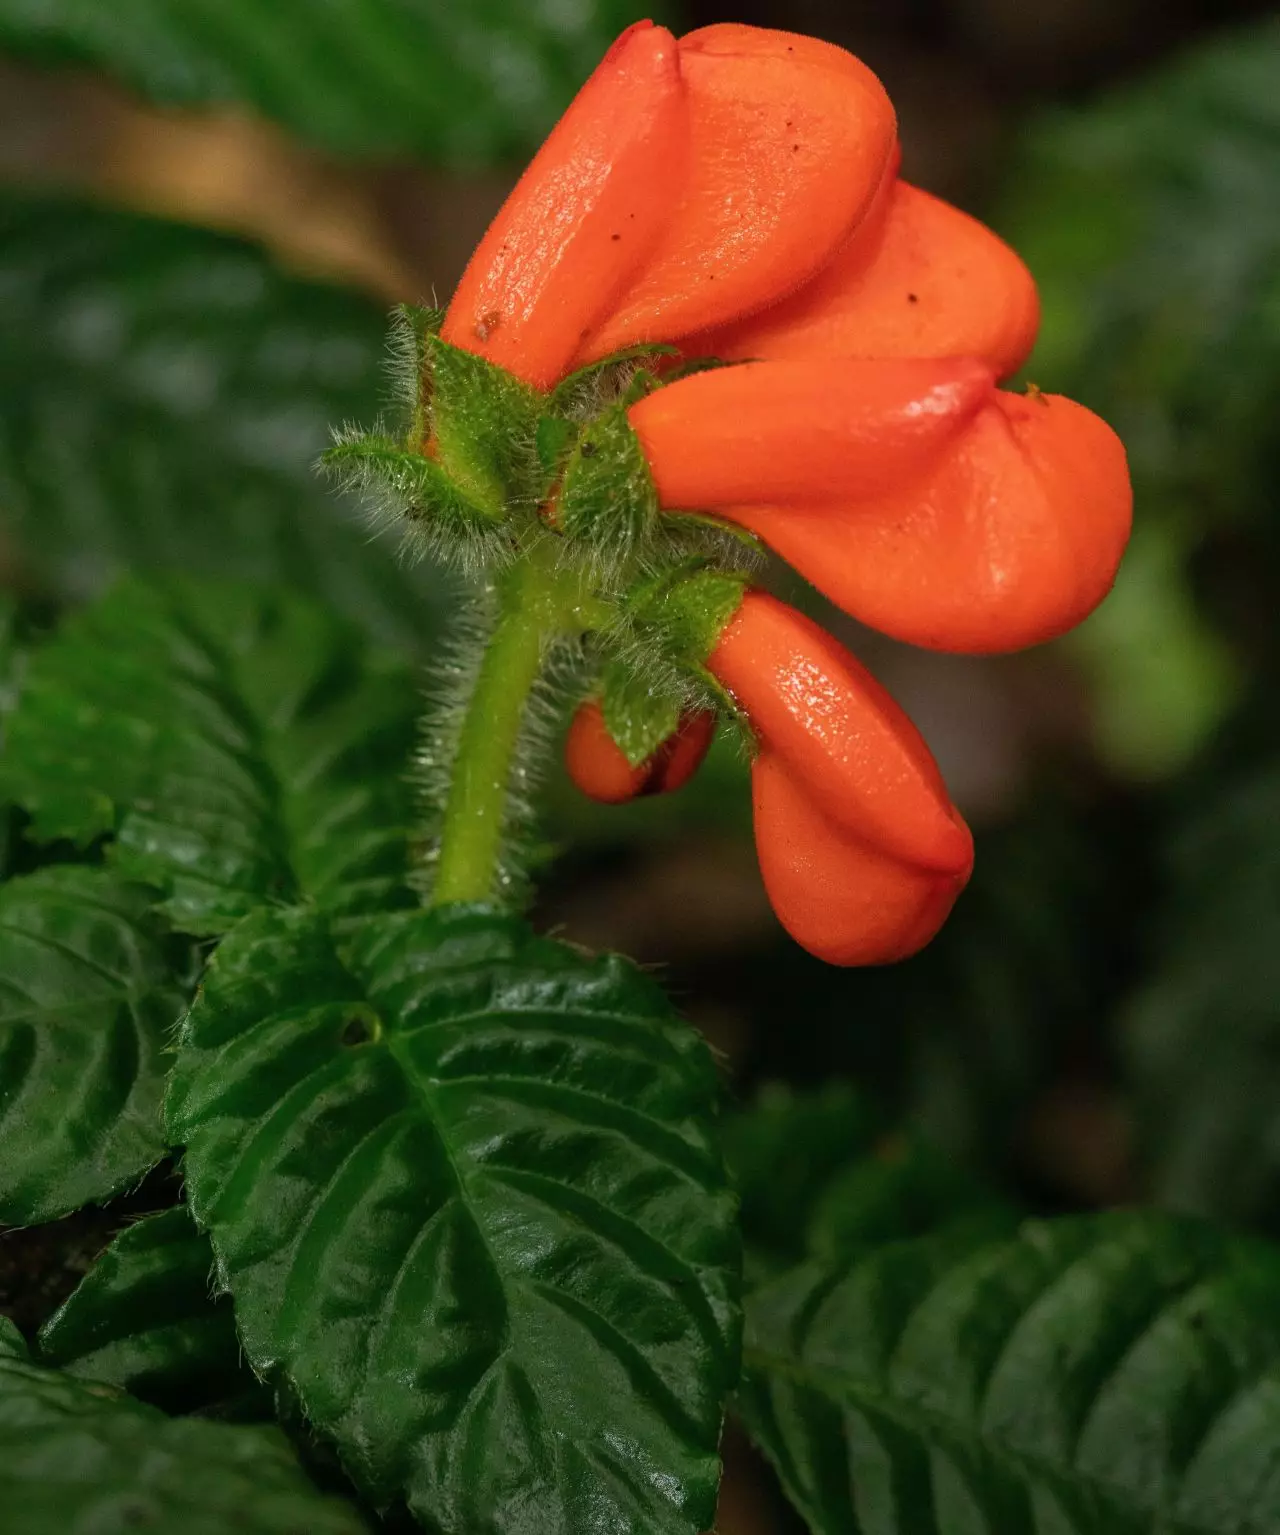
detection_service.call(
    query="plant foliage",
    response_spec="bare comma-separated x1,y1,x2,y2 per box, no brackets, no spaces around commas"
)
741,1212,1280,1534
167,901,740,1533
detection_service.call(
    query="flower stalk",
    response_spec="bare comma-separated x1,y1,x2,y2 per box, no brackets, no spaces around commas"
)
429,542,605,906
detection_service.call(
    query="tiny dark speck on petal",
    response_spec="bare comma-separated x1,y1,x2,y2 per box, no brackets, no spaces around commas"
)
611,233,621,241
792,144,800,153
907,292,919,303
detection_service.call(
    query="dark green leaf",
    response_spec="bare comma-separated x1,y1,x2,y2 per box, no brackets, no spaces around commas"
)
0,1317,371,1533
1,577,419,935
37,1207,261,1416
1124,758,1280,1226
0,193,447,653
0,867,186,1226
167,903,740,1534
0,0,661,164
741,1211,1280,1534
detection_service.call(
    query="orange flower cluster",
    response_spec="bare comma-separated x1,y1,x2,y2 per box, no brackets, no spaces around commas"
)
442,20,1132,965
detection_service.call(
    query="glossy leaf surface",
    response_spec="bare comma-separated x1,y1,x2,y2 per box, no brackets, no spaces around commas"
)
1,578,419,935
38,1207,260,1416
0,195,443,652
0,1318,370,1533
0,867,186,1225
741,1212,1280,1534
167,903,740,1534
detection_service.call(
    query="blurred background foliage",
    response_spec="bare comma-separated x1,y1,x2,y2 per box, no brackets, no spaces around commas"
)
0,0,1278,1529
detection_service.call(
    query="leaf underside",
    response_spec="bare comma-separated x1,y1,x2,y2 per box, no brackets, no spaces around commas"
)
1,576,420,935
0,1318,370,1534
740,1211,1280,1534
167,903,740,1534
0,866,186,1225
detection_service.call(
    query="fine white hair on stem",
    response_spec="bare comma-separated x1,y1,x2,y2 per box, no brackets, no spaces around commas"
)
409,587,589,908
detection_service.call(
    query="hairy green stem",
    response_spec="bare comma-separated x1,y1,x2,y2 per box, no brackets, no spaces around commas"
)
431,544,601,906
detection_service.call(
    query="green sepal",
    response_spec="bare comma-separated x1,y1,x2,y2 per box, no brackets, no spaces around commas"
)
322,431,498,536
390,303,447,446
627,561,749,670
600,659,684,769
549,343,680,419
534,413,576,486
426,334,540,520
395,301,446,351
557,403,659,552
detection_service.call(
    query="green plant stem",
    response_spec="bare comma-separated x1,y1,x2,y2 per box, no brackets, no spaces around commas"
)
431,544,599,905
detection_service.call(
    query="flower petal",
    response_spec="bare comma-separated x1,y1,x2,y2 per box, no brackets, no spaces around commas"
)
440,21,686,390
566,700,714,803
629,356,992,507
727,391,1133,654
695,181,1040,379
574,25,897,364
707,591,972,874
752,753,970,965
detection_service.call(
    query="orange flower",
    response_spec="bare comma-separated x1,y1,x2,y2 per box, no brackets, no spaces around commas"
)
565,701,715,804
707,593,973,965
628,360,1131,652
440,20,1132,963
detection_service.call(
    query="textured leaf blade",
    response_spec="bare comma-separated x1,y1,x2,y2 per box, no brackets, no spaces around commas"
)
0,0,661,163
1,577,419,935
0,194,446,653
740,1212,1280,1534
167,903,740,1534
0,866,187,1225
37,1206,261,1416
0,1318,370,1533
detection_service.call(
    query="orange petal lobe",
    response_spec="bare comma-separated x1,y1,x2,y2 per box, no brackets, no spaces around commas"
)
730,391,1132,653
698,181,1040,380
708,592,971,875
652,710,717,793
565,701,715,803
575,25,897,363
629,357,992,508
752,753,970,965
441,21,685,390
565,700,648,803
